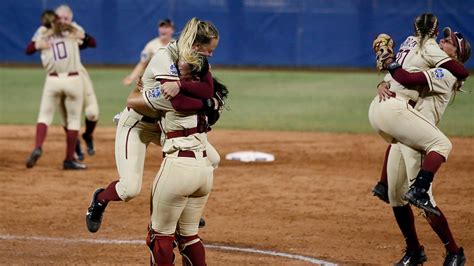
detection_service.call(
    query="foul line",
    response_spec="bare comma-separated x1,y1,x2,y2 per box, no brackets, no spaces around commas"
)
0,234,336,265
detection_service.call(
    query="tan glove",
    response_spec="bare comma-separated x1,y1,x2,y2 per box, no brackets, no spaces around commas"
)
373,33,395,71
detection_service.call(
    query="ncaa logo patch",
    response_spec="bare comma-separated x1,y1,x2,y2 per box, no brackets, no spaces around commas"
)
169,64,178,75
147,86,161,99
433,68,444,79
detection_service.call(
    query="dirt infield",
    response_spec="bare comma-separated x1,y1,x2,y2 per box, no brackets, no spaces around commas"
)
0,125,472,264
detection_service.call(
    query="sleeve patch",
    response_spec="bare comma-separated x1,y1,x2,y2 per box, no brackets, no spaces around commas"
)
146,86,162,100
431,68,445,80
169,64,178,75
141,51,149,62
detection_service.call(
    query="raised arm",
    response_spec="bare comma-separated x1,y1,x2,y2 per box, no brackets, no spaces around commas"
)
79,33,97,50
438,60,469,80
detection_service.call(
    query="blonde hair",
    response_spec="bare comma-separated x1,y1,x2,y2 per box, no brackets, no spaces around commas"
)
56,4,73,20
176,17,219,71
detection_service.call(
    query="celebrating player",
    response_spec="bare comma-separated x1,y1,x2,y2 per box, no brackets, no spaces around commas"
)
122,19,175,86
25,10,87,170
85,18,220,240
369,19,469,265
55,4,99,158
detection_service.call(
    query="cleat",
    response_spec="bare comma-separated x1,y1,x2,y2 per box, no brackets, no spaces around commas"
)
395,246,427,266
75,140,84,161
26,148,42,168
63,160,87,170
372,181,389,203
86,188,107,233
444,247,466,266
199,217,206,228
82,133,95,156
404,186,440,216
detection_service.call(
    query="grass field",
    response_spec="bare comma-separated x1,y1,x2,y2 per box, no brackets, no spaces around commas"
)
0,66,473,136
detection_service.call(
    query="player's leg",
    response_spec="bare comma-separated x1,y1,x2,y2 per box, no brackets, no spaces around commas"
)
372,144,391,203
26,76,59,168
399,146,465,262
176,160,213,266
387,144,426,264
58,97,84,161
79,67,99,156
369,97,451,215
62,76,86,170
86,109,158,232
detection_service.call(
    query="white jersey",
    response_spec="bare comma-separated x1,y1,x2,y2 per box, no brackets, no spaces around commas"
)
415,68,458,125
33,28,81,73
140,37,173,64
385,36,452,101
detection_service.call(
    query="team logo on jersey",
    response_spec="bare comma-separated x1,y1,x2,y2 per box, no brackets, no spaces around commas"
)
141,52,149,62
169,64,178,75
147,86,161,99
433,68,445,79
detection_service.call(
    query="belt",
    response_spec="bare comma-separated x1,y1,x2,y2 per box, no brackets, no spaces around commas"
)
392,92,417,108
166,127,200,139
49,72,79,76
141,115,159,124
163,150,207,158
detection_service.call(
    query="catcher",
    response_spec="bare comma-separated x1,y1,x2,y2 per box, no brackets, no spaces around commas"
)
370,24,469,265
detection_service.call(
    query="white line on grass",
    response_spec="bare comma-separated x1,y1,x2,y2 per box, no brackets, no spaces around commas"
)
0,234,336,265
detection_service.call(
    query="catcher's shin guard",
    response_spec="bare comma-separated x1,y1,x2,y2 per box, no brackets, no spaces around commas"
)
177,234,206,266
146,227,175,266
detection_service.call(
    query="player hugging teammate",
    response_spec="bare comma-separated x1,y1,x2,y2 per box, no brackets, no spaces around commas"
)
369,13,470,266
85,17,227,265
25,5,99,169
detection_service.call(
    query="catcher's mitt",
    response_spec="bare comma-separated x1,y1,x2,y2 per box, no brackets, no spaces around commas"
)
206,77,229,126
373,33,395,71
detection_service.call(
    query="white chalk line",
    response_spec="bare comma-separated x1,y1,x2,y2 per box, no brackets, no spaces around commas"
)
0,234,336,265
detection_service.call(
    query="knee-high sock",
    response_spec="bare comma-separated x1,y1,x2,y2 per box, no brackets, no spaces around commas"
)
147,232,175,266
421,151,445,174
425,207,459,253
97,180,121,204
393,205,421,251
84,119,97,139
35,123,48,149
379,145,391,185
179,235,206,266
65,130,78,161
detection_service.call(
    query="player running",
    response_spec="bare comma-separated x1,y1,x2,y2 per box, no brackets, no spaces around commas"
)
370,23,469,265
122,19,175,86
85,18,220,238
55,4,99,159
25,10,87,170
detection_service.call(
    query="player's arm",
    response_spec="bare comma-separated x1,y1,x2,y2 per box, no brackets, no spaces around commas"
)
79,33,97,50
123,62,148,86
387,64,428,87
163,71,214,99
424,41,469,79
438,60,469,80
25,42,37,55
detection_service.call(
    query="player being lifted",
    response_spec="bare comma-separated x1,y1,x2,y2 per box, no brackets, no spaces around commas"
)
85,18,221,238
370,15,469,265
122,19,175,86
25,10,87,170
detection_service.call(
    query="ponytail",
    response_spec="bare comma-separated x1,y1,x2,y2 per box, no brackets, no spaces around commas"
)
176,17,219,72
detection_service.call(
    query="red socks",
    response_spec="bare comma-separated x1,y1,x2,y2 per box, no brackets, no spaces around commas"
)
35,123,48,149
425,207,459,254
178,235,206,266
379,145,391,185
421,151,445,174
65,130,79,161
97,181,122,204
393,205,421,252
146,231,175,266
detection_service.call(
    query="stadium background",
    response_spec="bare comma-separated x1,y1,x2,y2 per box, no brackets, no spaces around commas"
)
0,0,473,265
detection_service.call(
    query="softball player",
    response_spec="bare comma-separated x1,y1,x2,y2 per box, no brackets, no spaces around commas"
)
122,19,175,86
25,10,86,170
378,28,469,266
56,5,99,158
85,18,220,247
370,21,470,264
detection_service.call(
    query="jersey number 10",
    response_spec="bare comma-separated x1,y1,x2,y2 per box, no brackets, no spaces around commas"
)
52,41,67,61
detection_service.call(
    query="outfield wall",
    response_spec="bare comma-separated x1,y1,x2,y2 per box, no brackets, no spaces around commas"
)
1,0,473,68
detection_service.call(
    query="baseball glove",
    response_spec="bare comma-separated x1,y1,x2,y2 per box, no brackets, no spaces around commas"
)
373,33,395,71
206,77,229,126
